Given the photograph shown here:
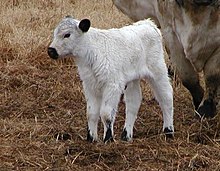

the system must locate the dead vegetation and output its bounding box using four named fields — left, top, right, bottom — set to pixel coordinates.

left=0, top=0, right=220, bottom=170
